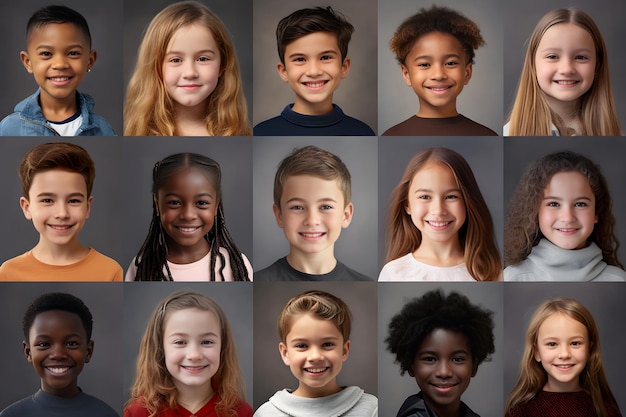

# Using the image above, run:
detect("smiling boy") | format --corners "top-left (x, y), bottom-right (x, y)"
top-left (385, 290), bottom-right (495, 417)
top-left (0, 5), bottom-right (115, 136)
top-left (254, 290), bottom-right (377, 416)
top-left (0, 142), bottom-right (122, 281)
top-left (255, 146), bottom-right (371, 281)
top-left (382, 6), bottom-right (497, 136)
top-left (0, 292), bottom-right (118, 416)
top-left (253, 7), bottom-right (374, 135)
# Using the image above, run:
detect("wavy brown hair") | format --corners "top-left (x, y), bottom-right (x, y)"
top-left (504, 150), bottom-right (621, 268)
top-left (126, 290), bottom-right (247, 417)
top-left (124, 1), bottom-right (250, 136)
top-left (505, 297), bottom-right (620, 417)
top-left (506, 8), bottom-right (621, 136)
top-left (385, 147), bottom-right (502, 281)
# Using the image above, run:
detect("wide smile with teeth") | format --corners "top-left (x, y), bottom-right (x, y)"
top-left (555, 364), bottom-right (574, 369)
top-left (49, 224), bottom-right (72, 230)
top-left (556, 228), bottom-right (578, 232)
top-left (427, 86), bottom-right (451, 91)
top-left (554, 80), bottom-right (578, 85)
top-left (300, 232), bottom-right (324, 238)
top-left (45, 366), bottom-right (70, 374)
top-left (49, 76), bottom-right (71, 81)
top-left (305, 367), bottom-right (329, 374)
top-left (303, 81), bottom-right (328, 88)
top-left (182, 365), bottom-right (208, 370)
top-left (427, 221), bottom-right (451, 227)
top-left (177, 226), bottom-right (200, 232)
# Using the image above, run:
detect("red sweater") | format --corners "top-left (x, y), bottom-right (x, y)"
top-left (124, 395), bottom-right (252, 417)
top-left (508, 391), bottom-right (622, 417)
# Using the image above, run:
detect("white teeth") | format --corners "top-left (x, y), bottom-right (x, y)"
top-left (556, 80), bottom-right (577, 85)
top-left (178, 227), bottom-right (198, 232)
top-left (305, 82), bottom-right (326, 87)
top-left (306, 367), bottom-right (327, 373)
top-left (49, 225), bottom-right (71, 230)
top-left (50, 77), bottom-right (70, 82)
top-left (47, 367), bottom-right (69, 374)
top-left (428, 221), bottom-right (450, 227)
top-left (301, 232), bottom-right (323, 237)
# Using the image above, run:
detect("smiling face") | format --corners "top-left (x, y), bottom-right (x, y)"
top-left (534, 23), bottom-right (596, 109)
top-left (401, 31), bottom-right (472, 118)
top-left (163, 308), bottom-right (221, 394)
top-left (410, 328), bottom-right (475, 417)
top-left (534, 312), bottom-right (589, 392)
top-left (406, 161), bottom-right (466, 250)
top-left (277, 31), bottom-right (351, 115)
top-left (24, 310), bottom-right (93, 398)
top-left (20, 23), bottom-right (95, 111)
top-left (279, 313), bottom-right (350, 398)
top-left (163, 24), bottom-right (221, 111)
top-left (20, 170), bottom-right (92, 251)
top-left (156, 167), bottom-right (218, 264)
top-left (538, 171), bottom-right (597, 250)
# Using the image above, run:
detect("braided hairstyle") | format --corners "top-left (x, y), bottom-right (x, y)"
top-left (133, 153), bottom-right (250, 281)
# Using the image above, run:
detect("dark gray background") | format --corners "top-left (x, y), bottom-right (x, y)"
top-left (120, 137), bottom-right (253, 276)
top-left (0, 138), bottom-right (125, 268)
top-left (503, 0), bottom-right (626, 130)
top-left (504, 137), bottom-right (626, 267)
top-left (252, 281), bottom-right (378, 410)
top-left (124, 0), bottom-right (253, 130)
top-left (377, 0), bottom-right (503, 135)
top-left (378, 136), bottom-right (504, 274)
top-left (252, 0), bottom-right (378, 132)
top-left (0, 0), bottom-right (123, 135)
top-left (503, 282), bottom-right (626, 412)
top-left (378, 282), bottom-right (504, 417)
top-left (252, 136), bottom-right (378, 279)
top-left (0, 283), bottom-right (124, 414)
top-left (123, 282), bottom-right (254, 408)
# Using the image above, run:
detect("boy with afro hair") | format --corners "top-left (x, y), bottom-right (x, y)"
top-left (385, 289), bottom-right (495, 417)
top-left (382, 6), bottom-right (497, 136)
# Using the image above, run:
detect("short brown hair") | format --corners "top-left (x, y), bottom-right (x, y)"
top-left (19, 142), bottom-right (95, 198)
top-left (273, 145), bottom-right (351, 208)
top-left (277, 290), bottom-right (352, 343)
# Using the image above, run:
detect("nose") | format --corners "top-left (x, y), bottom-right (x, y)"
top-left (558, 57), bottom-right (575, 74)
top-left (558, 344), bottom-right (572, 359)
top-left (559, 205), bottom-right (576, 222)
top-left (430, 63), bottom-right (447, 80)
top-left (185, 344), bottom-right (203, 360)
top-left (430, 197), bottom-right (448, 215)
top-left (179, 204), bottom-right (197, 220)
top-left (182, 60), bottom-right (199, 79)
top-left (304, 209), bottom-right (320, 226)
top-left (308, 346), bottom-right (324, 362)
top-left (48, 343), bottom-right (68, 359)
top-left (435, 360), bottom-right (453, 378)
top-left (305, 59), bottom-right (323, 76)
top-left (51, 54), bottom-right (69, 70)
top-left (55, 203), bottom-right (69, 219)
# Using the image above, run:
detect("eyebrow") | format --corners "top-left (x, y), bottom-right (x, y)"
top-left (287, 50), bottom-right (339, 59)
top-left (412, 53), bottom-right (462, 62)
top-left (33, 332), bottom-right (83, 339)
top-left (418, 348), bottom-right (470, 356)
top-left (166, 49), bottom-right (216, 56)
top-left (538, 47), bottom-right (594, 54)
top-left (413, 188), bottom-right (460, 193)
top-left (166, 331), bottom-right (219, 338)
top-left (36, 43), bottom-right (85, 50)
top-left (36, 192), bottom-right (85, 198)
top-left (284, 197), bottom-right (338, 204)
top-left (542, 195), bottom-right (593, 201)
top-left (289, 336), bottom-right (340, 343)
top-left (162, 192), bottom-right (214, 199)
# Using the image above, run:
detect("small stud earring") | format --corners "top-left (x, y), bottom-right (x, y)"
top-left (87, 68), bottom-right (91, 73)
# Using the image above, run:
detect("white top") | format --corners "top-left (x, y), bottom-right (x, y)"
top-left (49, 115), bottom-right (83, 136)
top-left (503, 121), bottom-right (560, 136)
top-left (378, 253), bottom-right (475, 282)
top-left (125, 248), bottom-right (253, 281)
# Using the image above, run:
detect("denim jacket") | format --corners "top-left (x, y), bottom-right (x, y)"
top-left (0, 89), bottom-right (116, 136)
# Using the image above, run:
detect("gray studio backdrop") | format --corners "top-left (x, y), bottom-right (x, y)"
top-left (252, 281), bottom-right (378, 410)
top-left (252, 136), bottom-right (378, 279)
top-left (377, 0), bottom-right (503, 135)
top-left (503, 137), bottom-right (626, 267)
top-left (0, 0), bottom-right (123, 135)
top-left (377, 136), bottom-right (504, 275)
top-left (123, 0), bottom-right (253, 130)
top-left (377, 282), bottom-right (504, 417)
top-left (503, 282), bottom-right (626, 412)
top-left (503, 0), bottom-right (626, 130)
top-left (252, 0), bottom-right (378, 132)
top-left (0, 283), bottom-right (124, 414)
top-left (0, 138), bottom-right (126, 268)
top-left (120, 137), bottom-right (253, 275)
top-left (123, 282), bottom-right (254, 407)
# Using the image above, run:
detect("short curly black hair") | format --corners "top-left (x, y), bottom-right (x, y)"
top-left (389, 5), bottom-right (484, 66)
top-left (385, 289), bottom-right (494, 376)
top-left (22, 292), bottom-right (93, 342)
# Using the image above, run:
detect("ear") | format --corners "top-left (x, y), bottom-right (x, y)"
top-left (277, 62), bottom-right (289, 82)
top-left (401, 64), bottom-right (412, 86)
top-left (23, 341), bottom-right (33, 363)
top-left (85, 340), bottom-right (94, 364)
top-left (20, 51), bottom-right (33, 74)
top-left (341, 202), bottom-right (354, 228)
top-left (279, 342), bottom-right (290, 366)
top-left (463, 63), bottom-right (473, 85)
top-left (533, 345), bottom-right (541, 363)
top-left (340, 57), bottom-right (351, 79)
top-left (85, 195), bottom-right (93, 220)
top-left (273, 203), bottom-right (284, 228)
top-left (20, 197), bottom-right (33, 220)
top-left (153, 194), bottom-right (160, 216)
top-left (407, 362), bottom-right (415, 377)
top-left (87, 49), bottom-right (97, 73)
top-left (342, 339), bottom-right (350, 362)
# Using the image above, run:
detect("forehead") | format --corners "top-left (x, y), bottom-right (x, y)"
top-left (167, 23), bottom-right (218, 52)
top-left (543, 171), bottom-right (593, 196)
top-left (410, 161), bottom-right (457, 187)
top-left (408, 31), bottom-right (466, 59)
top-left (280, 174), bottom-right (344, 201)
top-left (538, 312), bottom-right (588, 337)
top-left (286, 313), bottom-right (342, 340)
top-left (538, 23), bottom-right (595, 50)
top-left (27, 22), bottom-right (90, 48)
top-left (158, 167), bottom-right (217, 191)
top-left (29, 310), bottom-right (87, 338)
top-left (285, 31), bottom-right (340, 55)
top-left (163, 308), bottom-right (220, 333)
top-left (29, 169), bottom-right (88, 194)
top-left (417, 328), bottom-right (471, 353)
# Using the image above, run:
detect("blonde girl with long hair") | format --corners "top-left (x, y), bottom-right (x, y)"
top-left (125, 290), bottom-right (252, 417)
top-left (505, 297), bottom-right (621, 417)
top-left (124, 1), bottom-right (251, 136)
top-left (504, 8), bottom-right (621, 136)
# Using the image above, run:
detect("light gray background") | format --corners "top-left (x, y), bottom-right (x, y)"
top-left (0, 138), bottom-right (125, 268)
top-left (377, 0), bottom-right (503, 135)
top-left (120, 137), bottom-right (253, 274)
top-left (124, 0), bottom-right (253, 129)
top-left (0, 0), bottom-right (123, 135)
top-left (0, 283), bottom-right (124, 414)
top-left (378, 282), bottom-right (504, 417)
top-left (123, 282), bottom-right (254, 407)
top-left (378, 136), bottom-right (504, 273)
top-left (504, 137), bottom-right (626, 267)
top-left (252, 136), bottom-right (378, 279)
top-left (252, 0), bottom-right (378, 132)
top-left (503, 282), bottom-right (626, 412)
top-left (252, 281), bottom-right (378, 410)
top-left (503, 0), bottom-right (626, 130)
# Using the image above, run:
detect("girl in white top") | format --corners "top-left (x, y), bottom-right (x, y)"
top-left (126, 153), bottom-right (252, 281)
top-left (379, 147), bottom-right (502, 281)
